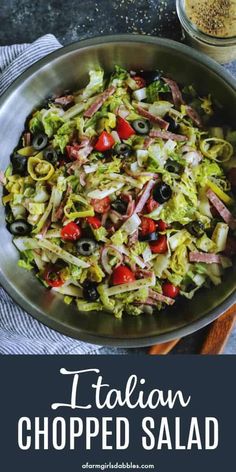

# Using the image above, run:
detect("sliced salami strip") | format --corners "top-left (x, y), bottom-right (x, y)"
top-left (23, 132), bottom-right (31, 146)
top-left (206, 188), bottom-right (236, 230)
top-left (84, 86), bottom-right (116, 118)
top-left (148, 289), bottom-right (175, 305)
top-left (163, 77), bottom-right (184, 108)
top-left (189, 251), bottom-right (222, 264)
top-left (163, 78), bottom-right (202, 127)
top-left (136, 105), bottom-right (169, 130)
top-left (186, 105), bottom-right (203, 128)
top-left (134, 179), bottom-right (156, 214)
top-left (144, 137), bottom-right (155, 148)
top-left (54, 95), bottom-right (75, 108)
top-left (149, 129), bottom-right (187, 141)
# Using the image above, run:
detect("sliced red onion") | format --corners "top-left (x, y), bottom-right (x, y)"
top-left (126, 199), bottom-right (135, 218)
top-left (128, 229), bottom-right (138, 246)
top-left (113, 245), bottom-right (129, 256)
top-left (134, 179), bottom-right (156, 214)
top-left (79, 136), bottom-right (91, 146)
top-left (133, 255), bottom-right (146, 269)
top-left (125, 166), bottom-right (158, 179)
top-left (101, 246), bottom-right (123, 274)
top-left (109, 210), bottom-right (122, 224)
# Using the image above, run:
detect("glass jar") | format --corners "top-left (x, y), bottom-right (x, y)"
top-left (176, 0), bottom-right (236, 64)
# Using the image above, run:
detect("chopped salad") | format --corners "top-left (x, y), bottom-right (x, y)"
top-left (2, 66), bottom-right (236, 318)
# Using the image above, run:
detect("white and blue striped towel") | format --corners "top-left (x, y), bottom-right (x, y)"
top-left (0, 34), bottom-right (107, 355)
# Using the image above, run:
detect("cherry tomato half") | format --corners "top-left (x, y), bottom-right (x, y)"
top-left (112, 265), bottom-right (136, 285)
top-left (44, 264), bottom-right (64, 288)
top-left (61, 221), bottom-right (82, 241)
top-left (140, 217), bottom-right (156, 236)
top-left (149, 234), bottom-right (168, 254)
top-left (91, 196), bottom-right (111, 214)
top-left (162, 282), bottom-right (180, 298)
top-left (133, 76), bottom-right (146, 89)
top-left (94, 131), bottom-right (115, 152)
top-left (156, 219), bottom-right (168, 231)
top-left (86, 216), bottom-right (102, 229)
top-left (145, 196), bottom-right (159, 214)
top-left (116, 117), bottom-right (135, 140)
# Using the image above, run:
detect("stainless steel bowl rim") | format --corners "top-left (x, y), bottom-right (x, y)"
top-left (0, 34), bottom-right (235, 348)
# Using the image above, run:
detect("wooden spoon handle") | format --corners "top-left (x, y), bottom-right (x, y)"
top-left (149, 338), bottom-right (180, 355)
top-left (199, 306), bottom-right (236, 355)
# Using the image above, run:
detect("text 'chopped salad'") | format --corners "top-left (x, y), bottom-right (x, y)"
top-left (2, 66), bottom-right (236, 318)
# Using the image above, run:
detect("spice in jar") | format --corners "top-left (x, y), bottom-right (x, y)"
top-left (185, 0), bottom-right (236, 38)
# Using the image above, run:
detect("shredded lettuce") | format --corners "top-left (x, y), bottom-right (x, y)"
top-left (82, 69), bottom-right (104, 99)
top-left (41, 109), bottom-right (64, 137)
top-left (196, 234), bottom-right (216, 252)
top-left (76, 300), bottom-right (103, 312)
top-left (211, 223), bottom-right (229, 253)
top-left (170, 244), bottom-right (189, 276)
top-left (3, 64), bottom-right (235, 319)
top-left (53, 121), bottom-right (76, 152)
top-left (109, 65), bottom-right (128, 87)
top-left (92, 226), bottom-right (108, 242)
top-left (110, 229), bottom-right (128, 246)
top-left (29, 111), bottom-right (43, 134)
top-left (17, 249), bottom-right (35, 271)
top-left (193, 160), bottom-right (224, 187)
top-left (159, 193), bottom-right (196, 225)
top-left (146, 80), bottom-right (170, 103)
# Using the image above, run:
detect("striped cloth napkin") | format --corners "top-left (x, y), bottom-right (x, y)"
top-left (0, 34), bottom-right (106, 355)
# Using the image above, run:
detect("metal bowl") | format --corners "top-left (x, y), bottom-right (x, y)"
top-left (0, 35), bottom-right (235, 347)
